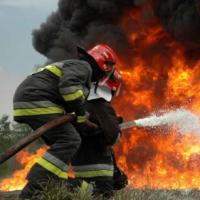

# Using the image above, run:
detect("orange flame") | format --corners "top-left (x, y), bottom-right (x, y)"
top-left (113, 2), bottom-right (200, 189)
top-left (0, 148), bottom-right (46, 191)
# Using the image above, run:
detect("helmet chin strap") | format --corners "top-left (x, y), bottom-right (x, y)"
top-left (94, 81), bottom-right (99, 93)
top-left (99, 66), bottom-right (115, 86)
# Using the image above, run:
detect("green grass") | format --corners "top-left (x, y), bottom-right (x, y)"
top-left (26, 181), bottom-right (200, 200)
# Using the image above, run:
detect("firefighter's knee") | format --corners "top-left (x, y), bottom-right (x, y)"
top-left (72, 131), bottom-right (82, 151)
top-left (76, 131), bottom-right (82, 145)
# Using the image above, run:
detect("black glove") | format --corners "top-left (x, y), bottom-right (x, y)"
top-left (117, 116), bottom-right (123, 124)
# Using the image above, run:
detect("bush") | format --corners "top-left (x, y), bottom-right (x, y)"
top-left (0, 115), bottom-right (33, 178)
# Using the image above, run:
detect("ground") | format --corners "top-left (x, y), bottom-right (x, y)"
top-left (0, 189), bottom-right (200, 200)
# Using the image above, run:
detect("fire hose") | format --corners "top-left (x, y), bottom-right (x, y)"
top-left (0, 114), bottom-right (139, 165)
top-left (0, 115), bottom-right (75, 165)
top-left (0, 108), bottom-right (186, 164)
top-left (0, 114), bottom-right (98, 165)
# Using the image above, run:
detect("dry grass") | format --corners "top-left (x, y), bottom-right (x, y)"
top-left (1, 185), bottom-right (200, 200)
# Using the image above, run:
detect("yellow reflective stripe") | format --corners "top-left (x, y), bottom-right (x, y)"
top-left (14, 107), bottom-right (64, 116)
top-left (62, 89), bottom-right (84, 101)
top-left (37, 158), bottom-right (68, 179)
top-left (45, 65), bottom-right (62, 77)
top-left (76, 115), bottom-right (87, 123)
top-left (32, 65), bottom-right (62, 77)
top-left (74, 170), bottom-right (113, 178)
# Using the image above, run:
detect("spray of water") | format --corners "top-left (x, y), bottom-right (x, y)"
top-left (134, 108), bottom-right (200, 135)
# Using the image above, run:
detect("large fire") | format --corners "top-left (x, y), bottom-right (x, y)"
top-left (0, 2), bottom-right (200, 192)
top-left (113, 3), bottom-right (200, 189)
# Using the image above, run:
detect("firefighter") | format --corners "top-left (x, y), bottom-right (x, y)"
top-left (71, 63), bottom-right (128, 198)
top-left (13, 44), bottom-right (117, 199)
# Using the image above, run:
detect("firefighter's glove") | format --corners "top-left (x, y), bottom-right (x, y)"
top-left (117, 116), bottom-right (123, 124)
top-left (116, 116), bottom-right (123, 141)
top-left (76, 111), bottom-right (90, 123)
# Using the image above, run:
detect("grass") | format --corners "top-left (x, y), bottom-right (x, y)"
top-left (1, 181), bottom-right (200, 200)
top-left (26, 181), bottom-right (200, 200)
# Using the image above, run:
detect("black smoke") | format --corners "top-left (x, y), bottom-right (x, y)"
top-left (155, 0), bottom-right (200, 58)
top-left (32, 0), bottom-right (200, 62)
top-left (32, 0), bottom-right (137, 62)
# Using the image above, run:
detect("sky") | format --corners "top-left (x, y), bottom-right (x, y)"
top-left (0, 0), bottom-right (58, 118)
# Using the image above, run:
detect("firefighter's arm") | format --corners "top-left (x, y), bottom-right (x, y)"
top-left (59, 61), bottom-right (92, 123)
top-left (96, 101), bottom-right (121, 145)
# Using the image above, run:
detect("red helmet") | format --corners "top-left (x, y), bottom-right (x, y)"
top-left (87, 44), bottom-right (118, 72)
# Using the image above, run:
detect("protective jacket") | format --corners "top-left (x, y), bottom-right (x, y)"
top-left (78, 99), bottom-right (121, 145)
top-left (13, 59), bottom-right (92, 123)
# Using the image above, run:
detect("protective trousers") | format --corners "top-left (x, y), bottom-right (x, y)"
top-left (71, 135), bottom-right (114, 198)
top-left (19, 114), bottom-right (81, 199)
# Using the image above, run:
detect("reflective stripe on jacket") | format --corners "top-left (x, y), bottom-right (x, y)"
top-left (13, 59), bottom-right (92, 118)
top-left (13, 101), bottom-right (64, 116)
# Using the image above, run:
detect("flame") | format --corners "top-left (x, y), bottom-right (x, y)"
top-left (1, 1), bottom-right (200, 192)
top-left (0, 146), bottom-right (74, 192)
top-left (0, 147), bottom-right (46, 191)
top-left (113, 2), bottom-right (200, 189)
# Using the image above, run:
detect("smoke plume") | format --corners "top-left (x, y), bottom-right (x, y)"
top-left (32, 0), bottom-right (138, 62)
top-left (32, 0), bottom-right (200, 62)
top-left (155, 0), bottom-right (200, 57)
